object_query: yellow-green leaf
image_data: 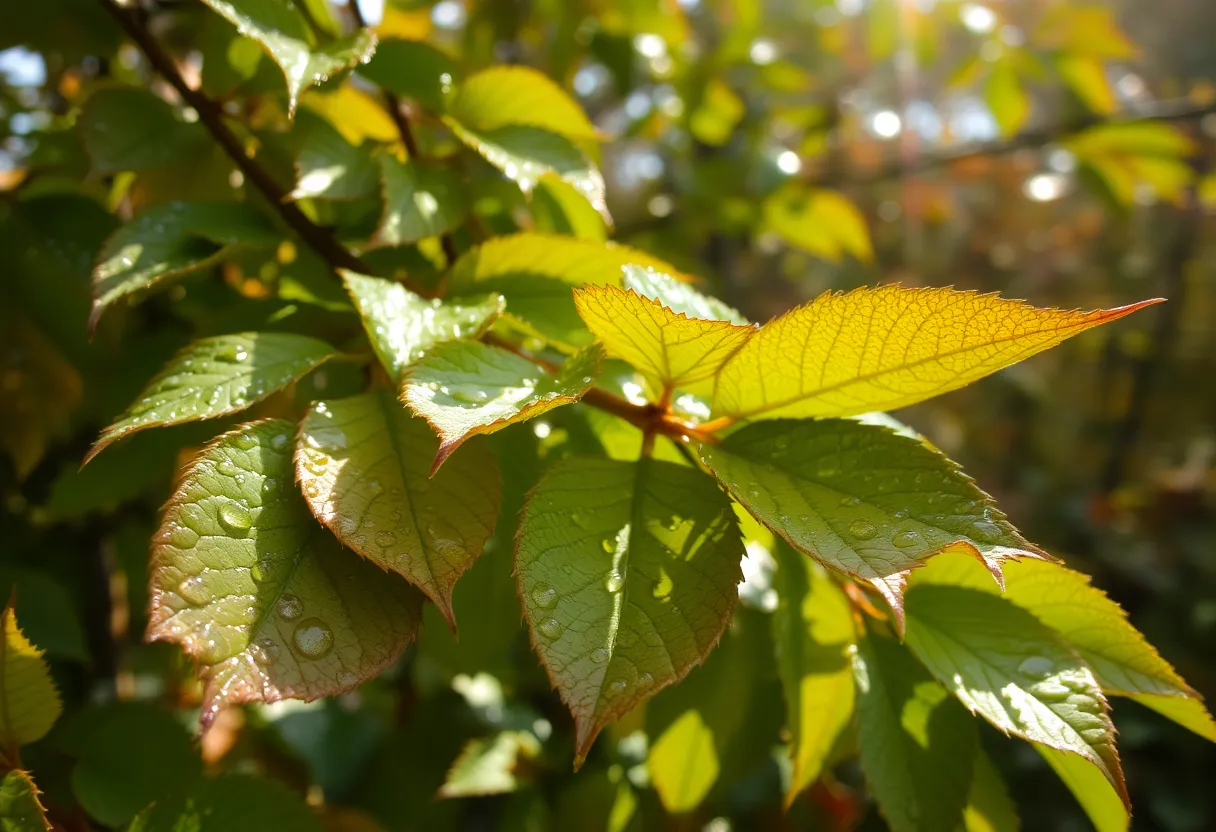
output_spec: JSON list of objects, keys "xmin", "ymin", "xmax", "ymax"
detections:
[
  {"xmin": 0, "ymin": 606, "xmax": 60, "ymax": 752},
  {"xmin": 622, "ymin": 265, "xmax": 747, "ymax": 326},
  {"xmin": 985, "ymin": 57, "xmax": 1030, "ymax": 137},
  {"xmin": 448, "ymin": 66, "xmax": 597, "ymax": 142},
  {"xmin": 1064, "ymin": 122, "xmax": 1197, "ymax": 206},
  {"xmin": 647, "ymin": 710, "xmax": 717, "ymax": 813},
  {"xmin": 295, "ymin": 391, "xmax": 501, "ymax": 626},
  {"xmin": 439, "ymin": 731, "xmax": 541, "ymax": 798},
  {"xmin": 762, "ymin": 185, "xmax": 873, "ymax": 263},
  {"xmin": 1057, "ymin": 55, "xmax": 1117, "ymax": 115},
  {"xmin": 574, "ymin": 284, "xmax": 754, "ymax": 394},
  {"xmin": 962, "ymin": 750, "xmax": 1019, "ymax": 832},
  {"xmin": 710, "ymin": 286, "xmax": 1160, "ymax": 423},
  {"xmin": 402, "ymin": 341, "xmax": 602, "ymax": 470},
  {"xmin": 689, "ymin": 78, "xmax": 744, "ymax": 147}
]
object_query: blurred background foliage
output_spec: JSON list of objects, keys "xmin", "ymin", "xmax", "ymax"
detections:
[{"xmin": 1, "ymin": 0, "xmax": 1215, "ymax": 829}]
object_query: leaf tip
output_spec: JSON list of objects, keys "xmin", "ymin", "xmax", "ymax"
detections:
[{"xmin": 868, "ymin": 574, "xmax": 907, "ymax": 636}]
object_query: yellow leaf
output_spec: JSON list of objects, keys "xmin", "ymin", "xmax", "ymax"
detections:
[
  {"xmin": 710, "ymin": 287, "xmax": 1160, "ymax": 424},
  {"xmin": 449, "ymin": 66, "xmax": 597, "ymax": 143},
  {"xmin": 1037, "ymin": 6, "xmax": 1138, "ymax": 60},
  {"xmin": 985, "ymin": 57, "xmax": 1030, "ymax": 136},
  {"xmin": 302, "ymin": 85, "xmax": 399, "ymax": 145},
  {"xmin": 0, "ymin": 605, "xmax": 61, "ymax": 751},
  {"xmin": 574, "ymin": 285, "xmax": 754, "ymax": 393},
  {"xmin": 689, "ymin": 78, "xmax": 744, "ymax": 147},
  {"xmin": 647, "ymin": 711, "xmax": 718, "ymax": 813},
  {"xmin": 763, "ymin": 186, "xmax": 873, "ymax": 263},
  {"xmin": 1057, "ymin": 55, "xmax": 1116, "ymax": 115},
  {"xmin": 376, "ymin": 6, "xmax": 431, "ymax": 39},
  {"xmin": 1065, "ymin": 123, "xmax": 1197, "ymax": 206}
]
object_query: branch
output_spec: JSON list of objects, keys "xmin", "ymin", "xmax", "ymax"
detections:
[{"xmin": 818, "ymin": 98, "xmax": 1216, "ymax": 186}]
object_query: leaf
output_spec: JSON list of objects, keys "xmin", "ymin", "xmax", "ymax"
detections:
[
  {"xmin": 1057, "ymin": 55, "xmax": 1117, "ymax": 115},
  {"xmin": 689, "ymin": 78, "xmax": 744, "ymax": 147},
  {"xmin": 402, "ymin": 341, "xmax": 602, "ymax": 471},
  {"xmin": 295, "ymin": 391, "xmax": 501, "ymax": 626},
  {"xmin": 0, "ymin": 770, "xmax": 50, "ymax": 832},
  {"xmin": 962, "ymin": 750, "xmax": 1019, "ymax": 832},
  {"xmin": 911, "ymin": 553, "xmax": 1216, "ymax": 742},
  {"xmin": 79, "ymin": 87, "xmax": 208, "ymax": 175},
  {"xmin": 129, "ymin": 773, "xmax": 322, "ymax": 832},
  {"xmin": 853, "ymin": 632, "xmax": 977, "ymax": 832},
  {"xmin": 87, "ymin": 332, "xmax": 335, "ymax": 463},
  {"xmin": 147, "ymin": 420, "xmax": 425, "ymax": 723},
  {"xmin": 438, "ymin": 731, "xmax": 542, "ymax": 798},
  {"xmin": 985, "ymin": 57, "xmax": 1031, "ymax": 136},
  {"xmin": 1064, "ymin": 122, "xmax": 1197, "ymax": 206},
  {"xmin": 700, "ymin": 419, "xmax": 1049, "ymax": 627},
  {"xmin": 710, "ymin": 286, "xmax": 1160, "ymax": 423},
  {"xmin": 341, "ymin": 271, "xmax": 504, "ymax": 381},
  {"xmin": 772, "ymin": 546, "xmax": 856, "ymax": 807},
  {"xmin": 573, "ymin": 284, "xmax": 754, "ymax": 394},
  {"xmin": 447, "ymin": 234, "xmax": 689, "ymax": 348},
  {"xmin": 1034, "ymin": 746, "xmax": 1127, "ymax": 832},
  {"xmin": 1037, "ymin": 5, "xmax": 1138, "ymax": 59},
  {"xmin": 762, "ymin": 185, "xmax": 873, "ymax": 263},
  {"xmin": 372, "ymin": 155, "xmax": 468, "ymax": 247},
  {"xmin": 533, "ymin": 174, "xmax": 609, "ymax": 241},
  {"xmin": 301, "ymin": 85, "xmax": 400, "ymax": 144},
  {"xmin": 647, "ymin": 711, "xmax": 717, "ymax": 813},
  {"xmin": 448, "ymin": 66, "xmax": 597, "ymax": 142},
  {"xmin": 516, "ymin": 456, "xmax": 743, "ymax": 765},
  {"xmin": 0, "ymin": 605, "xmax": 60, "ymax": 750},
  {"xmin": 90, "ymin": 201, "xmax": 279, "ymax": 329},
  {"xmin": 359, "ymin": 37, "xmax": 457, "ymax": 113},
  {"xmin": 903, "ymin": 584, "xmax": 1129, "ymax": 821},
  {"xmin": 65, "ymin": 703, "xmax": 202, "ymax": 827},
  {"xmin": 289, "ymin": 111, "xmax": 378, "ymax": 201},
  {"xmin": 447, "ymin": 121, "xmax": 609, "ymax": 221},
  {"xmin": 622, "ymin": 264, "xmax": 747, "ymax": 326},
  {"xmin": 199, "ymin": 0, "xmax": 377, "ymax": 114}
]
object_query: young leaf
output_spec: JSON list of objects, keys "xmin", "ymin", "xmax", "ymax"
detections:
[
  {"xmin": 342, "ymin": 271, "xmax": 504, "ymax": 381},
  {"xmin": 295, "ymin": 391, "xmax": 501, "ymax": 627},
  {"xmin": 699, "ymin": 419, "xmax": 1049, "ymax": 627},
  {"xmin": 289, "ymin": 111, "xmax": 378, "ymax": 201},
  {"xmin": 447, "ymin": 234, "xmax": 688, "ymax": 347},
  {"xmin": 448, "ymin": 66, "xmax": 597, "ymax": 142},
  {"xmin": 148, "ymin": 420, "xmax": 425, "ymax": 725},
  {"xmin": 854, "ymin": 632, "xmax": 977, "ymax": 832},
  {"xmin": 573, "ymin": 285, "xmax": 754, "ymax": 394},
  {"xmin": 534, "ymin": 174, "xmax": 609, "ymax": 241},
  {"xmin": 0, "ymin": 605, "xmax": 61, "ymax": 750},
  {"xmin": 86, "ymin": 332, "xmax": 335, "ymax": 463},
  {"xmin": 762, "ymin": 186, "xmax": 874, "ymax": 263},
  {"xmin": 903, "ymin": 584, "xmax": 1129, "ymax": 818},
  {"xmin": 710, "ymin": 286, "xmax": 1160, "ymax": 423},
  {"xmin": 372, "ymin": 155, "xmax": 469, "ymax": 247},
  {"xmin": 439, "ymin": 731, "xmax": 542, "ymax": 798},
  {"xmin": 90, "ymin": 201, "xmax": 279, "ymax": 329},
  {"xmin": 402, "ymin": 341, "xmax": 603, "ymax": 471},
  {"xmin": 772, "ymin": 546, "xmax": 856, "ymax": 807},
  {"xmin": 0, "ymin": 769, "xmax": 50, "ymax": 832},
  {"xmin": 911, "ymin": 553, "xmax": 1216, "ymax": 742},
  {"xmin": 516, "ymin": 457, "xmax": 743, "ymax": 765},
  {"xmin": 359, "ymin": 37, "xmax": 457, "ymax": 113},
  {"xmin": 622, "ymin": 265, "xmax": 748, "ymax": 326},
  {"xmin": 199, "ymin": 0, "xmax": 377, "ymax": 115},
  {"xmin": 79, "ymin": 87, "xmax": 208, "ymax": 175},
  {"xmin": 128, "ymin": 773, "xmax": 322, "ymax": 832}
]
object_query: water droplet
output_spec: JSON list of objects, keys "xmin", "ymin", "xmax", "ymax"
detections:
[
  {"xmin": 531, "ymin": 584, "xmax": 558, "ymax": 609},
  {"xmin": 215, "ymin": 345, "xmax": 242, "ymax": 362},
  {"xmin": 218, "ymin": 501, "xmax": 252, "ymax": 534},
  {"xmin": 168, "ymin": 524, "xmax": 198, "ymax": 549},
  {"xmin": 638, "ymin": 672, "xmax": 654, "ymax": 686},
  {"xmin": 337, "ymin": 670, "xmax": 358, "ymax": 687},
  {"xmin": 271, "ymin": 433, "xmax": 289, "ymax": 449},
  {"xmin": 303, "ymin": 482, "xmax": 320, "ymax": 499},
  {"xmin": 250, "ymin": 556, "xmax": 274, "ymax": 583},
  {"xmin": 848, "ymin": 520, "xmax": 877, "ymax": 540},
  {"xmin": 255, "ymin": 636, "xmax": 280, "ymax": 662},
  {"xmin": 216, "ymin": 458, "xmax": 239, "ymax": 477},
  {"xmin": 261, "ymin": 478, "xmax": 280, "ymax": 499},
  {"xmin": 839, "ymin": 495, "xmax": 861, "ymax": 507},
  {"xmin": 233, "ymin": 433, "xmax": 257, "ymax": 450},
  {"xmin": 601, "ymin": 538, "xmax": 616, "ymax": 553},
  {"xmin": 892, "ymin": 529, "xmax": 920, "ymax": 549},
  {"xmin": 375, "ymin": 530, "xmax": 396, "ymax": 547},
  {"xmin": 591, "ymin": 647, "xmax": 608, "ymax": 663},
  {"xmin": 292, "ymin": 618, "xmax": 334, "ymax": 658},
  {"xmin": 1018, "ymin": 656, "xmax": 1053, "ymax": 679},
  {"xmin": 178, "ymin": 576, "xmax": 209, "ymax": 605},
  {"xmin": 605, "ymin": 572, "xmax": 625, "ymax": 593},
  {"xmin": 608, "ymin": 679, "xmax": 628, "ymax": 695},
  {"xmin": 277, "ymin": 594, "xmax": 303, "ymax": 621},
  {"xmin": 538, "ymin": 618, "xmax": 562, "ymax": 639}
]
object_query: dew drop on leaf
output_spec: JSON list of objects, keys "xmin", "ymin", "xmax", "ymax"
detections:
[
  {"xmin": 276, "ymin": 594, "xmax": 304, "ymax": 621},
  {"xmin": 608, "ymin": 679, "xmax": 628, "ymax": 695},
  {"xmin": 638, "ymin": 671, "xmax": 654, "ymax": 686},
  {"xmin": 255, "ymin": 636, "xmax": 280, "ymax": 662},
  {"xmin": 531, "ymin": 584, "xmax": 558, "ymax": 609},
  {"xmin": 292, "ymin": 618, "xmax": 334, "ymax": 658},
  {"xmin": 891, "ymin": 529, "xmax": 920, "ymax": 548},
  {"xmin": 839, "ymin": 495, "xmax": 861, "ymax": 507},
  {"xmin": 538, "ymin": 618, "xmax": 563, "ymax": 639},
  {"xmin": 217, "ymin": 501, "xmax": 252, "ymax": 534},
  {"xmin": 1018, "ymin": 656, "xmax": 1054, "ymax": 679},
  {"xmin": 216, "ymin": 458, "xmax": 239, "ymax": 478},
  {"xmin": 590, "ymin": 647, "xmax": 608, "ymax": 663},
  {"xmin": 848, "ymin": 519, "xmax": 877, "ymax": 540},
  {"xmin": 337, "ymin": 670, "xmax": 358, "ymax": 688},
  {"xmin": 233, "ymin": 433, "xmax": 257, "ymax": 450},
  {"xmin": 605, "ymin": 572, "xmax": 625, "ymax": 593},
  {"xmin": 169, "ymin": 524, "xmax": 199, "ymax": 549},
  {"xmin": 178, "ymin": 576, "xmax": 209, "ymax": 605},
  {"xmin": 271, "ymin": 433, "xmax": 290, "ymax": 450},
  {"xmin": 374, "ymin": 530, "xmax": 396, "ymax": 547}
]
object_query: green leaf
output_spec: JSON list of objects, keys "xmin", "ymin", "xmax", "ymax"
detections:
[
  {"xmin": 402, "ymin": 341, "xmax": 602, "ymax": 470},
  {"xmin": 1064, "ymin": 122, "xmax": 1197, "ymax": 206},
  {"xmin": 772, "ymin": 546, "xmax": 856, "ymax": 807},
  {"xmin": 147, "ymin": 420, "xmax": 425, "ymax": 723},
  {"xmin": 0, "ymin": 770, "xmax": 50, "ymax": 832},
  {"xmin": 289, "ymin": 111, "xmax": 378, "ymax": 201},
  {"xmin": 903, "ymin": 583, "xmax": 1129, "ymax": 824},
  {"xmin": 439, "ymin": 731, "xmax": 542, "ymax": 798},
  {"xmin": 372, "ymin": 155, "xmax": 469, "ymax": 246},
  {"xmin": 699, "ymin": 419, "xmax": 1048, "ymax": 626},
  {"xmin": 962, "ymin": 749, "xmax": 1019, "ymax": 832},
  {"xmin": 129, "ymin": 773, "xmax": 322, "ymax": 832},
  {"xmin": 447, "ymin": 121, "xmax": 609, "ymax": 221},
  {"xmin": 0, "ymin": 568, "xmax": 88, "ymax": 661},
  {"xmin": 533, "ymin": 174, "xmax": 609, "ymax": 241},
  {"xmin": 516, "ymin": 456, "xmax": 743, "ymax": 765},
  {"xmin": 708, "ymin": 286, "xmax": 1158, "ymax": 423},
  {"xmin": 199, "ymin": 0, "xmax": 378, "ymax": 114},
  {"xmin": 87, "ymin": 332, "xmax": 335, "ymax": 463},
  {"xmin": 90, "ymin": 201, "xmax": 280, "ymax": 330},
  {"xmin": 79, "ymin": 87, "xmax": 208, "ymax": 175},
  {"xmin": 853, "ymin": 632, "xmax": 977, "ymax": 832},
  {"xmin": 65, "ymin": 703, "xmax": 202, "ymax": 827},
  {"xmin": 622, "ymin": 265, "xmax": 748, "ymax": 326},
  {"xmin": 762, "ymin": 185, "xmax": 874, "ymax": 263},
  {"xmin": 447, "ymin": 234, "xmax": 688, "ymax": 348},
  {"xmin": 359, "ymin": 38, "xmax": 457, "ymax": 113},
  {"xmin": 295, "ymin": 390, "xmax": 501, "ymax": 627},
  {"xmin": 985, "ymin": 57, "xmax": 1031, "ymax": 137},
  {"xmin": 1034, "ymin": 746, "xmax": 1127, "ymax": 832},
  {"xmin": 448, "ymin": 66, "xmax": 597, "ymax": 143},
  {"xmin": 647, "ymin": 711, "xmax": 717, "ymax": 813},
  {"xmin": 911, "ymin": 553, "xmax": 1216, "ymax": 742},
  {"xmin": 689, "ymin": 78, "xmax": 744, "ymax": 147},
  {"xmin": 341, "ymin": 271, "xmax": 504, "ymax": 381},
  {"xmin": 0, "ymin": 604, "xmax": 61, "ymax": 750}
]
